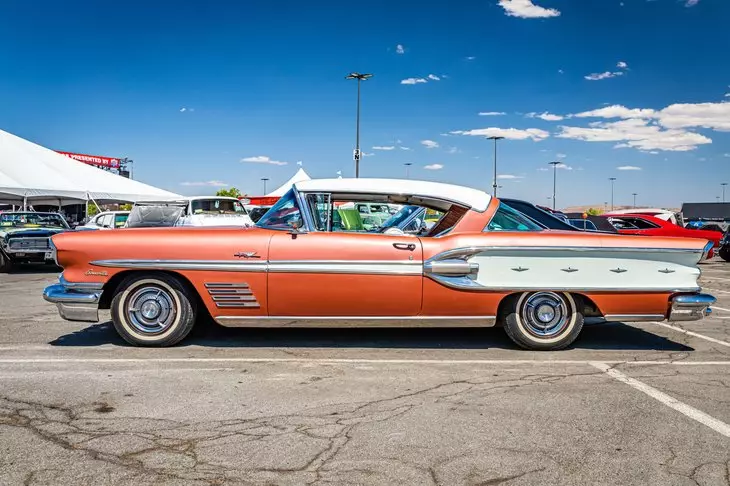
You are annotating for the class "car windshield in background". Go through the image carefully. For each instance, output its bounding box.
[486,203,543,232]
[0,213,69,229]
[126,205,185,228]
[500,199,577,231]
[191,199,247,215]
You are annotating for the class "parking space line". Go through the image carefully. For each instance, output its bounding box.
[702,287,730,294]
[590,362,730,438]
[0,358,729,365]
[652,322,730,348]
[711,306,730,313]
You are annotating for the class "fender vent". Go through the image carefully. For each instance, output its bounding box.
[204,283,260,308]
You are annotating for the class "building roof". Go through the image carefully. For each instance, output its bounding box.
[294,178,492,212]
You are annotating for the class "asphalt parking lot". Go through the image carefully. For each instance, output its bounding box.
[1,262,729,485]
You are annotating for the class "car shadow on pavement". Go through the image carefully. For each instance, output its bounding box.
[5,264,61,275]
[48,320,693,351]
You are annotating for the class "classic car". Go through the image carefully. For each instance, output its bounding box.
[81,211,130,230]
[125,197,254,228]
[605,213,723,256]
[719,229,730,262]
[43,178,716,350]
[1,211,70,271]
[608,208,683,226]
[564,213,619,234]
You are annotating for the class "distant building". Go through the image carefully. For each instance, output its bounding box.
[681,202,730,222]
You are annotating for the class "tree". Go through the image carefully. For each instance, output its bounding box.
[586,207,603,216]
[216,187,242,198]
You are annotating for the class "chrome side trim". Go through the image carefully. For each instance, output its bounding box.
[204,282,260,308]
[427,278,700,293]
[91,260,268,272]
[429,245,704,259]
[424,259,479,277]
[269,261,422,275]
[603,314,665,322]
[215,315,497,328]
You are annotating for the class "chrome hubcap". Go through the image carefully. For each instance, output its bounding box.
[522,292,570,338]
[126,285,176,334]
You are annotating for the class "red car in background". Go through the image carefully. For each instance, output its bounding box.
[605,213,723,258]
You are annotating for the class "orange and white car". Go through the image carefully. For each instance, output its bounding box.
[43,178,716,350]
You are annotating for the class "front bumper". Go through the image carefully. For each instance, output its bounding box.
[668,293,716,322]
[43,277,103,323]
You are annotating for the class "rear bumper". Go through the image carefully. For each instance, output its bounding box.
[43,278,103,323]
[668,293,716,322]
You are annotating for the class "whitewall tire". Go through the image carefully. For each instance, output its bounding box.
[502,292,584,351]
[110,273,197,347]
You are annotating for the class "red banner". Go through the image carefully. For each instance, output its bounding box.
[56,151,121,169]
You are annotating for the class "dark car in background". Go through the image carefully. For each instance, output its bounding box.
[0,212,70,271]
[719,229,730,262]
[564,213,619,233]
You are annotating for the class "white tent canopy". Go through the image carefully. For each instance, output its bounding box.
[0,129,181,206]
[265,168,311,197]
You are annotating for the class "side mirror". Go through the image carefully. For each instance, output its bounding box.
[288,221,307,238]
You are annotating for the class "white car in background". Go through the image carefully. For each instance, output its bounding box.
[125,196,253,228]
[81,211,130,230]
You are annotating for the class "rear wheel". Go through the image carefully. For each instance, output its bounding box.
[720,246,730,262]
[110,273,197,347]
[502,292,584,351]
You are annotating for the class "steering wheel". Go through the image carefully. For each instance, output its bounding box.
[382,227,406,236]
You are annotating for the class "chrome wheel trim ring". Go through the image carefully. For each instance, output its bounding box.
[125,285,177,335]
[520,291,570,338]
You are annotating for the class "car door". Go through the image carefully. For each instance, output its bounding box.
[267,231,423,317]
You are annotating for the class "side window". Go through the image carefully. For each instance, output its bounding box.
[100,214,113,227]
[114,213,129,228]
[485,203,543,232]
[304,193,332,231]
[255,189,303,230]
[630,218,660,229]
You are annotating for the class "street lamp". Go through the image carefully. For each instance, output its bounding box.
[487,136,504,197]
[609,177,617,210]
[404,162,412,179]
[548,161,560,210]
[632,192,638,208]
[722,183,728,203]
[345,72,373,178]
[261,177,269,194]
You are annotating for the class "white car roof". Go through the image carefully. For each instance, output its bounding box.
[294,178,492,212]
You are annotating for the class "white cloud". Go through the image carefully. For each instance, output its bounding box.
[657,101,730,131]
[241,155,288,166]
[449,127,550,141]
[725,93,730,97]
[554,163,572,170]
[617,61,628,69]
[527,111,564,121]
[572,105,656,119]
[466,56,476,60]
[179,108,187,112]
[584,71,624,81]
[649,151,659,155]
[685,0,700,6]
[498,0,560,18]
[372,146,396,151]
[558,69,564,74]
[427,74,441,81]
[537,167,549,171]
[399,146,411,151]
[396,44,405,54]
[421,140,440,149]
[556,153,567,158]
[362,152,375,157]
[180,180,228,187]
[497,174,524,179]
[424,164,443,170]
[447,147,459,154]
[479,111,506,116]
[724,153,730,157]
[617,165,642,171]
[400,78,427,85]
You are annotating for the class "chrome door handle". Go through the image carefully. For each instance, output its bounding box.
[393,243,416,251]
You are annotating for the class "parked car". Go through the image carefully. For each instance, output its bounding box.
[126,197,254,228]
[81,211,130,230]
[44,178,715,351]
[246,205,273,223]
[568,218,597,231]
[564,213,619,233]
[0,211,70,271]
[608,208,682,226]
[501,199,579,231]
[605,213,723,257]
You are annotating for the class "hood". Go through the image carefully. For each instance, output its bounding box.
[1,227,67,238]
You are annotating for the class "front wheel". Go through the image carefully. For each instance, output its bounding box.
[502,292,584,351]
[0,251,12,273]
[110,273,197,347]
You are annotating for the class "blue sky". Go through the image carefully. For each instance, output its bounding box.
[1,0,729,208]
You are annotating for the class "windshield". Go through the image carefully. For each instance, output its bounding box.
[485,203,543,232]
[256,189,303,230]
[0,213,69,229]
[126,205,185,228]
[191,198,247,215]
[379,205,423,229]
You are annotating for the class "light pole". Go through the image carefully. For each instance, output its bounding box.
[632,192,637,208]
[548,161,560,210]
[487,136,504,197]
[722,183,728,203]
[404,162,412,179]
[261,177,269,194]
[609,177,617,210]
[345,72,373,178]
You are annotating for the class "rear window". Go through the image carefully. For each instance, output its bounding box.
[485,203,543,232]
